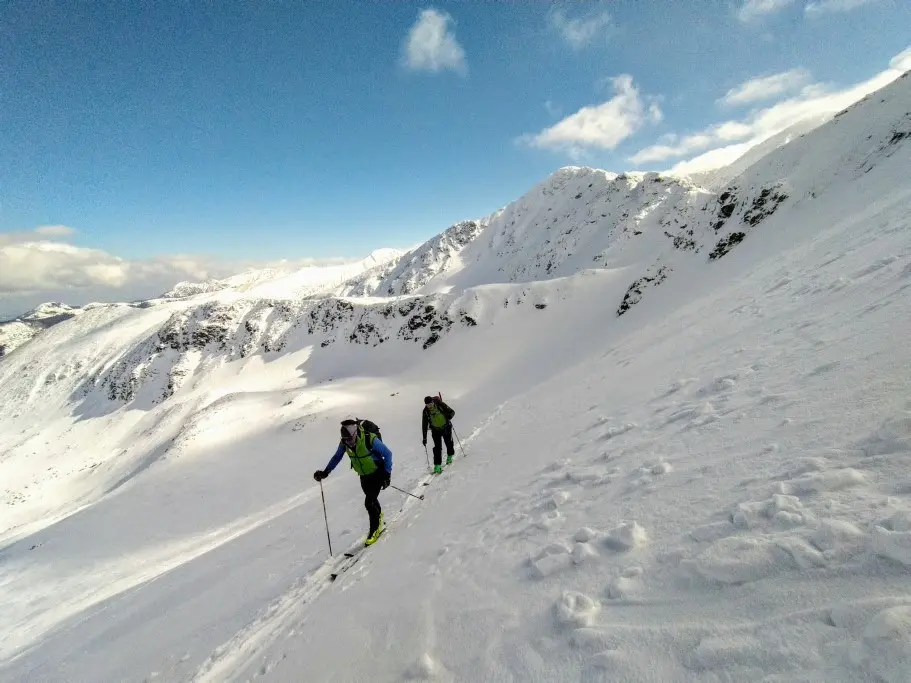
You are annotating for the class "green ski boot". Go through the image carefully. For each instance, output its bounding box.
[446,455,453,466]
[365,514,385,546]
[433,465,443,474]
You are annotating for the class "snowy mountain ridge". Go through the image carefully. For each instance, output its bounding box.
[0,250,405,358]
[162,248,403,300]
[0,302,95,357]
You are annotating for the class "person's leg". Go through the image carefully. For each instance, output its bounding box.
[359,471,383,534]
[443,424,455,457]
[431,429,443,467]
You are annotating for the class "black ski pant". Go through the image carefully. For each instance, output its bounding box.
[430,424,455,466]
[359,469,386,534]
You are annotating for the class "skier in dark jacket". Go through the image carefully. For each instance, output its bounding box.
[422,395,455,474]
[314,419,393,546]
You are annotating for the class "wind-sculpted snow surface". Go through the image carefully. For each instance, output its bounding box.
[0,70,909,683]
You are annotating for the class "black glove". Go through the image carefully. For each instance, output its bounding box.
[382,472,391,489]
[313,469,327,482]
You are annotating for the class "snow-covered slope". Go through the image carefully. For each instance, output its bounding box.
[337,168,717,301]
[0,302,93,357]
[338,220,488,297]
[163,249,403,300]
[0,71,909,683]
[682,113,833,190]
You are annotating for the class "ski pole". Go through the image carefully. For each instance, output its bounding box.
[424,443,430,470]
[388,483,425,501]
[452,424,466,458]
[319,480,333,556]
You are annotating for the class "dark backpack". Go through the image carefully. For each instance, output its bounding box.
[340,418,382,445]
[341,418,383,471]
[358,418,382,444]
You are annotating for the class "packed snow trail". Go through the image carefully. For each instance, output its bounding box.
[189,467,449,682]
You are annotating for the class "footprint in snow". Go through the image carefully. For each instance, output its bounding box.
[606,566,644,600]
[663,402,718,430]
[843,604,911,683]
[597,423,636,442]
[777,468,868,497]
[683,534,825,586]
[582,649,682,683]
[806,361,840,377]
[655,377,697,400]
[851,255,899,280]
[554,590,600,628]
[528,527,604,578]
[603,522,648,552]
[583,416,612,432]
[853,412,911,457]
[731,493,812,530]
[403,652,447,680]
[810,519,868,561]
[870,523,911,568]
[696,375,738,396]
[529,541,573,578]
[764,277,792,293]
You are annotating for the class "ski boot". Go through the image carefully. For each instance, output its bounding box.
[365,514,385,546]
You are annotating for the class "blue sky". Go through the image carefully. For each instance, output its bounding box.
[0,0,909,315]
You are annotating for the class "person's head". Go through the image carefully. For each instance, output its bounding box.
[340,420,358,448]
[424,396,434,405]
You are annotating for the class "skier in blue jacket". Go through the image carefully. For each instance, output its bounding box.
[314,419,393,546]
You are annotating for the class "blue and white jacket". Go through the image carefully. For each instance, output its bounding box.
[324,437,393,475]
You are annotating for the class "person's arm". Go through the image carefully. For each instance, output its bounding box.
[421,408,429,441]
[323,443,345,474]
[371,437,393,473]
[440,401,455,420]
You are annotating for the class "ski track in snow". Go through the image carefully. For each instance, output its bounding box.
[0,73,910,683]
[188,474,434,683]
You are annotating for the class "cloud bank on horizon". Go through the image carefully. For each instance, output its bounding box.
[0,228,356,319]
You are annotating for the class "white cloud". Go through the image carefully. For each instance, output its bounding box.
[737,0,797,21]
[0,227,355,318]
[891,46,911,72]
[402,9,466,75]
[34,225,77,238]
[719,68,812,106]
[667,143,757,176]
[521,75,662,156]
[629,45,911,172]
[805,0,880,15]
[549,6,613,50]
